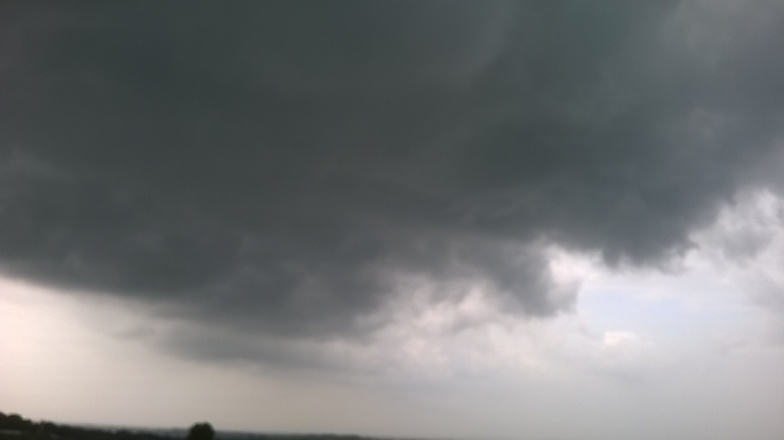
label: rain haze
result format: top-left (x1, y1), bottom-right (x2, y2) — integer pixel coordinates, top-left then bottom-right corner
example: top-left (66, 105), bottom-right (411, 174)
top-left (1, 1), bottom-right (784, 439)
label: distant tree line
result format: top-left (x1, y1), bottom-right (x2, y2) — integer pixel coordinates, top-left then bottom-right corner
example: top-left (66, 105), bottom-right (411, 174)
top-left (1, 412), bottom-right (176, 440)
top-left (1, 412), bottom-right (372, 440)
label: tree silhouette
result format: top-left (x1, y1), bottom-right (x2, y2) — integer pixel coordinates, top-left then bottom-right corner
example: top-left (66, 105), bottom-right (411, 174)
top-left (186, 422), bottom-right (215, 440)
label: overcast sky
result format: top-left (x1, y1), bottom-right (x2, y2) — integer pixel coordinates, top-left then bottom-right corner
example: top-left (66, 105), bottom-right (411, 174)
top-left (1, 2), bottom-right (783, 439)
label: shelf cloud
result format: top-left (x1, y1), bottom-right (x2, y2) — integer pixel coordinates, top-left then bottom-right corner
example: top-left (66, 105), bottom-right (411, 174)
top-left (2, 0), bottom-right (784, 355)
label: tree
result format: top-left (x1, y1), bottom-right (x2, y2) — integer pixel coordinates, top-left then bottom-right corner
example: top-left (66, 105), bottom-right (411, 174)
top-left (186, 422), bottom-right (215, 440)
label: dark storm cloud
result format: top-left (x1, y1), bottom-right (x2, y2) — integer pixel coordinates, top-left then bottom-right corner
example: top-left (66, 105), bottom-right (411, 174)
top-left (2, 1), bottom-right (784, 346)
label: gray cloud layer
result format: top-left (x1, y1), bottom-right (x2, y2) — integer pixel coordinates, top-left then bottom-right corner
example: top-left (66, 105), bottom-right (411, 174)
top-left (1, 1), bottom-right (784, 345)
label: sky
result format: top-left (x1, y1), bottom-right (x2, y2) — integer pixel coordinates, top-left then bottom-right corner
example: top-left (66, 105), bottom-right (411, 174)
top-left (1, 1), bottom-right (784, 439)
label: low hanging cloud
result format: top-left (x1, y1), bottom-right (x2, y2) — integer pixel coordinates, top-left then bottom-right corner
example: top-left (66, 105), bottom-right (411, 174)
top-left (1, 1), bottom-right (784, 353)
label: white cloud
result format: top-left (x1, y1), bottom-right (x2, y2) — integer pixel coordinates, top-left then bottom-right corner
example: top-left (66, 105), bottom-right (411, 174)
top-left (602, 330), bottom-right (640, 347)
